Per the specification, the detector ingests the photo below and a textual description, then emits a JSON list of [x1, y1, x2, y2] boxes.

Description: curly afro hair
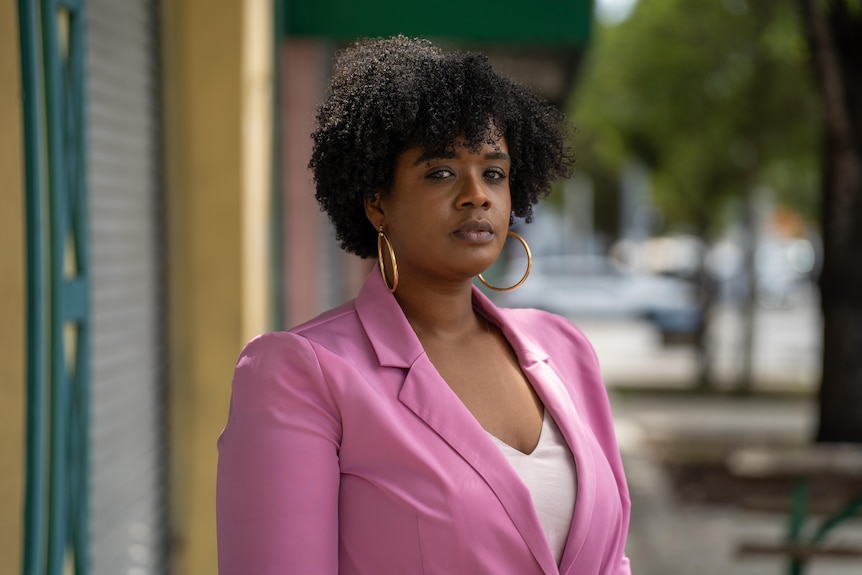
[[310, 35, 575, 258]]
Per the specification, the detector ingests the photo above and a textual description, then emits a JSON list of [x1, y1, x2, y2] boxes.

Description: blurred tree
[[570, 0, 820, 388], [796, 0, 862, 443]]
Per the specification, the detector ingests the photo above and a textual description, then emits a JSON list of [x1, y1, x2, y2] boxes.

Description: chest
[[328, 356, 627, 574], [422, 329, 545, 453]]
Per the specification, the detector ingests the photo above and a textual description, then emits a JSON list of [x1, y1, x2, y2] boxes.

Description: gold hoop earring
[[377, 226, 398, 293], [478, 231, 532, 293]]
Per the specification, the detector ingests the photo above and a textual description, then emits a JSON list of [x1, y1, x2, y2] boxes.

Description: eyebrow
[[413, 149, 511, 166]]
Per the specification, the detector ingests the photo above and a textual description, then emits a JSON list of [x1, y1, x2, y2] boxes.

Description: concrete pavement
[[610, 390, 861, 575], [570, 289, 861, 574]]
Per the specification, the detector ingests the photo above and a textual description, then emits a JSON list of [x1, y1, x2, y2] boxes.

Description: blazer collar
[[355, 264, 551, 369], [354, 266, 591, 575], [354, 264, 426, 369]]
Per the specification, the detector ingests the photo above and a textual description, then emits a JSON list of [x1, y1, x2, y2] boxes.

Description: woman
[[217, 36, 632, 575]]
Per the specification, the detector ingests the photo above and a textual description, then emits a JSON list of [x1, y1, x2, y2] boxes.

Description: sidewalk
[[611, 390, 861, 575], [572, 293, 861, 574]]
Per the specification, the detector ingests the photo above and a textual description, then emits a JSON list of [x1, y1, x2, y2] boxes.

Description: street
[[578, 283, 822, 392]]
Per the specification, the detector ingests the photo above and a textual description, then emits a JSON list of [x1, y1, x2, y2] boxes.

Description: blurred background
[[2, 0, 861, 574]]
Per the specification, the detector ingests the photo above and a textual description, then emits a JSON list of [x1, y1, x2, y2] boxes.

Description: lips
[[453, 219, 495, 242]]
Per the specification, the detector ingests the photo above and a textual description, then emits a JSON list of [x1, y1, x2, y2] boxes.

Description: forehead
[[408, 136, 510, 165]]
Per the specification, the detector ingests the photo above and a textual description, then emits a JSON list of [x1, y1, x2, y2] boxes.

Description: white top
[[489, 411, 578, 566]]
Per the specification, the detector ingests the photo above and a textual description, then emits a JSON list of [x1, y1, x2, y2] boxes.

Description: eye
[[427, 168, 455, 179], [485, 168, 507, 180]]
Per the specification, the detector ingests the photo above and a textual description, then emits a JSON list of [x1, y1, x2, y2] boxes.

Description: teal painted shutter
[[20, 1, 168, 573], [19, 1, 91, 573]]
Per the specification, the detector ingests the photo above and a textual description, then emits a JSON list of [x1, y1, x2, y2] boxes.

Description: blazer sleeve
[[617, 555, 632, 575], [217, 331, 342, 575]]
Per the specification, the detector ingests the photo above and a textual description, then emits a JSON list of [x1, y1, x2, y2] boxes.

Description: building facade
[[2, 2, 590, 573]]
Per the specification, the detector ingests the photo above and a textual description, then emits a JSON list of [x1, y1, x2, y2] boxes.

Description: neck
[[393, 275, 485, 340]]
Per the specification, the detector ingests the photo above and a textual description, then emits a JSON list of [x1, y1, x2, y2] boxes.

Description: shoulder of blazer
[[285, 299, 378, 361], [494, 306, 598, 362]]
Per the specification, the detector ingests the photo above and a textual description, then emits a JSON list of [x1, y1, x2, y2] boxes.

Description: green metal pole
[[18, 0, 49, 572], [788, 479, 809, 575], [67, 5, 90, 571], [20, 0, 90, 572], [40, 1, 70, 571], [813, 492, 862, 543]]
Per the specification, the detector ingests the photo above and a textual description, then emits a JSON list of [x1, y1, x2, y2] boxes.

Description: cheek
[[498, 186, 513, 217]]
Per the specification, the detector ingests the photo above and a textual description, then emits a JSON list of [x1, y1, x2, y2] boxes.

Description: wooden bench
[[726, 443, 862, 575]]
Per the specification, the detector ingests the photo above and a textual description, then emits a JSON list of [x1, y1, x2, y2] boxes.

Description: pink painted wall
[[280, 39, 328, 327], [279, 40, 372, 328]]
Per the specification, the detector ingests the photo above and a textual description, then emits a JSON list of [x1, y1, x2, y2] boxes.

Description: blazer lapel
[[474, 287, 598, 575], [520, 356, 597, 574], [397, 355, 560, 575], [354, 268, 561, 575], [354, 264, 425, 370]]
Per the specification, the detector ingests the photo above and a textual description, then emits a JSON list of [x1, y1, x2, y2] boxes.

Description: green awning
[[282, 0, 593, 45]]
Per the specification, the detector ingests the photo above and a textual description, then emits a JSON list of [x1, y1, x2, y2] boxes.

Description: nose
[[457, 173, 491, 209]]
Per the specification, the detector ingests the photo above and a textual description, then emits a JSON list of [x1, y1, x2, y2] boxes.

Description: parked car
[[707, 237, 818, 308], [492, 254, 702, 339]]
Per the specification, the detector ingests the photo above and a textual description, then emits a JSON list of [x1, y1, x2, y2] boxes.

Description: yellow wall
[[162, 0, 273, 572], [0, 2, 275, 572], [0, 2, 25, 573], [242, 0, 275, 341]]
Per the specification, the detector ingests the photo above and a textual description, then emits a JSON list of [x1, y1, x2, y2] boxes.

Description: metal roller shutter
[[86, 1, 168, 574]]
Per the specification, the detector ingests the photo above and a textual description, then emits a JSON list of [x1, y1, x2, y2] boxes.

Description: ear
[[364, 191, 386, 230]]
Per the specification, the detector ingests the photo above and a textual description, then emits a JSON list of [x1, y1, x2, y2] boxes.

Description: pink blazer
[[217, 267, 632, 575]]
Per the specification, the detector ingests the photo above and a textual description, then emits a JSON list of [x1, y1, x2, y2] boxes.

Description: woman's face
[[366, 136, 512, 288]]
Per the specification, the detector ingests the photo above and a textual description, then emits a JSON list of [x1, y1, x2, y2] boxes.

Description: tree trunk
[[798, 0, 862, 443], [693, 217, 715, 390], [736, 189, 760, 393]]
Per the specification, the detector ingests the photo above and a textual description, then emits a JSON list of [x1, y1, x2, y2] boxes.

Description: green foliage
[[827, 0, 862, 15], [570, 0, 821, 235]]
